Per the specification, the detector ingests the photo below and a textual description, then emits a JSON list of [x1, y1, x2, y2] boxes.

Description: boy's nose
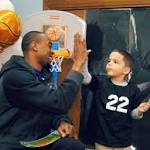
[[107, 61, 112, 66]]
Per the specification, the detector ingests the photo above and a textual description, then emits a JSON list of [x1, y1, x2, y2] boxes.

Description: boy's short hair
[[111, 49, 134, 70]]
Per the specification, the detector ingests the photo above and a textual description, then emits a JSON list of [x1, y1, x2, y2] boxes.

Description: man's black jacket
[[0, 55, 83, 148]]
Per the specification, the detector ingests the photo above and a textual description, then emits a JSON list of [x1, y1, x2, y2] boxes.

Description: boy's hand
[[138, 101, 150, 115]]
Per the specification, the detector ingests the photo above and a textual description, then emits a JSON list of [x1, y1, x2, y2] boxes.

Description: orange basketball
[[0, 9, 21, 48]]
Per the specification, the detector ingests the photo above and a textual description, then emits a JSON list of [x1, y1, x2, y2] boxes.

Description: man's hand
[[72, 33, 90, 73], [0, 46, 4, 53], [57, 121, 78, 139], [138, 101, 150, 116]]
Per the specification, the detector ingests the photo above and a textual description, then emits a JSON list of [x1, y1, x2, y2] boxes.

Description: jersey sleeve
[[130, 85, 144, 110]]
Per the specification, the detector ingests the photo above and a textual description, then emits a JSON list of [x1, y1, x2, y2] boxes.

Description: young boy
[[82, 49, 150, 150]]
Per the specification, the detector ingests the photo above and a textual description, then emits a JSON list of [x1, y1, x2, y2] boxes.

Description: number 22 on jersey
[[106, 94, 129, 113]]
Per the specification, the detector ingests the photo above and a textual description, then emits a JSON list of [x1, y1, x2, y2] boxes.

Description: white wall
[[11, 0, 43, 21]]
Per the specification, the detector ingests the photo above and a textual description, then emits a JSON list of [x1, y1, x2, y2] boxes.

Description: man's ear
[[31, 41, 38, 52]]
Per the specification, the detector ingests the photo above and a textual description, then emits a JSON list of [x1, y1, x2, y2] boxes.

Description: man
[[0, 31, 89, 150]]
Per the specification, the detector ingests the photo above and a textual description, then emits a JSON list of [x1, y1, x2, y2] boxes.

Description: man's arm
[[3, 33, 89, 114], [3, 69, 83, 114]]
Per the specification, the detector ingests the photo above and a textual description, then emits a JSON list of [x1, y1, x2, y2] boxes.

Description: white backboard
[[22, 10, 86, 52]]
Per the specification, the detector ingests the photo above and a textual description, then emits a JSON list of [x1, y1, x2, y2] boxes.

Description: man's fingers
[[58, 128, 66, 137], [74, 33, 82, 51], [58, 124, 73, 138], [82, 39, 86, 50]]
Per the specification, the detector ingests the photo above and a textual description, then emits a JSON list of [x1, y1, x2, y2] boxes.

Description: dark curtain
[[80, 8, 150, 150]]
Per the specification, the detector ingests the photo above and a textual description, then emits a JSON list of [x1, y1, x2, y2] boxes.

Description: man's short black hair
[[21, 31, 44, 53]]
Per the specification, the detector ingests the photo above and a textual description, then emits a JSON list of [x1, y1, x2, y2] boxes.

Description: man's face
[[106, 52, 130, 79], [35, 34, 53, 67]]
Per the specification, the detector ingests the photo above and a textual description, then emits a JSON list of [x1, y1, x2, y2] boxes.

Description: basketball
[[0, 9, 21, 48]]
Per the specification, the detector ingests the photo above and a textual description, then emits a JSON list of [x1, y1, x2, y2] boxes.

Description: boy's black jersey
[[88, 75, 142, 147]]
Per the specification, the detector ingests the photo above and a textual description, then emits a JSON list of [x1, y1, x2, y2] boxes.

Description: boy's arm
[[81, 50, 92, 85], [131, 100, 150, 119], [131, 108, 143, 119], [81, 59, 92, 84]]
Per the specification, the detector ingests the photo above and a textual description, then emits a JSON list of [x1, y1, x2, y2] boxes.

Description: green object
[[20, 130, 61, 148]]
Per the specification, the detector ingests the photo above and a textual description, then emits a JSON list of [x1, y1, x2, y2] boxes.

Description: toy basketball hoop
[[22, 10, 86, 80], [50, 56, 64, 72]]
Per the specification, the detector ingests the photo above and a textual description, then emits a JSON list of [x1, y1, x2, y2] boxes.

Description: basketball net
[[49, 56, 64, 72]]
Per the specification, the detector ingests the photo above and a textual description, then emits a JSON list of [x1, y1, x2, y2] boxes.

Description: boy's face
[[106, 52, 130, 80]]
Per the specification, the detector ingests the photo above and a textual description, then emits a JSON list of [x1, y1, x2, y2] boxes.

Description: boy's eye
[[107, 59, 118, 64], [113, 60, 117, 64]]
